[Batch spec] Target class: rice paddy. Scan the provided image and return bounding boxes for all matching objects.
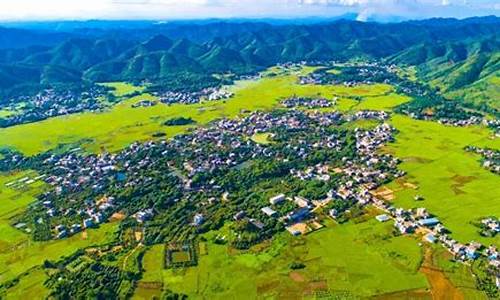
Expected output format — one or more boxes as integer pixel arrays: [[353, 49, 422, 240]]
[[0, 73, 392, 156], [385, 115, 500, 246], [136, 218, 429, 298], [0, 66, 496, 298]]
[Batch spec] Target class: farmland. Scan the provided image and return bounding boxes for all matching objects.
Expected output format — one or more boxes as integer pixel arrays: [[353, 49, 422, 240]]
[[100, 82, 146, 97], [0, 72, 392, 156], [385, 115, 500, 246], [0, 64, 497, 299], [137, 218, 429, 299]]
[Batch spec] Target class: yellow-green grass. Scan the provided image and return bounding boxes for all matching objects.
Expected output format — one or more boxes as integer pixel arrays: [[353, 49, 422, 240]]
[[385, 115, 500, 246], [0, 170, 116, 285], [354, 93, 411, 111], [326, 68, 341, 74], [250, 133, 272, 145], [0, 171, 47, 250], [0, 109, 16, 118], [0, 222, 118, 284], [1, 267, 49, 300], [100, 82, 145, 97], [0, 73, 392, 156], [430, 246, 487, 299], [137, 219, 428, 298]]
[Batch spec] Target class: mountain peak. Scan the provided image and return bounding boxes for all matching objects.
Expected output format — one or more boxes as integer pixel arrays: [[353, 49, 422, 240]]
[[142, 34, 173, 52]]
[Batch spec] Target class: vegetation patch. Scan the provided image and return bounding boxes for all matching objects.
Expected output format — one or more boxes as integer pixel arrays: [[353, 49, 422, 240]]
[[164, 117, 196, 126], [165, 241, 198, 269]]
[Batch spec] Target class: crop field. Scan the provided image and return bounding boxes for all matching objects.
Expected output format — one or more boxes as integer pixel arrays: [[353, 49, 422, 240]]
[[0, 72, 392, 156], [0, 66, 496, 298], [0, 170, 117, 294], [1, 267, 49, 299], [0, 222, 118, 284], [250, 132, 272, 145], [100, 82, 146, 97], [137, 218, 428, 299], [0, 171, 47, 250], [0, 170, 118, 288], [385, 115, 500, 246]]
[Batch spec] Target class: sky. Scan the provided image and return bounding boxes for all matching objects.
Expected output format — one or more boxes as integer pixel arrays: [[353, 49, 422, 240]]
[[0, 0, 498, 21]]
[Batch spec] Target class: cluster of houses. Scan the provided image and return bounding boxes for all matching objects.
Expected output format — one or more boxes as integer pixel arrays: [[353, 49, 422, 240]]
[[479, 217, 499, 237], [346, 110, 389, 122], [157, 87, 233, 105], [438, 116, 483, 127], [131, 99, 157, 108], [9, 101, 496, 286], [465, 146, 500, 174], [45, 195, 115, 239], [260, 193, 314, 235], [0, 87, 105, 127], [371, 194, 500, 270], [280, 96, 332, 109], [290, 164, 332, 181], [298, 62, 400, 87]]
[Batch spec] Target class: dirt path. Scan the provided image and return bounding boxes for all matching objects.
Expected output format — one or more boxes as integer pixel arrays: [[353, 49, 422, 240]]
[[122, 244, 142, 271], [420, 247, 464, 300]]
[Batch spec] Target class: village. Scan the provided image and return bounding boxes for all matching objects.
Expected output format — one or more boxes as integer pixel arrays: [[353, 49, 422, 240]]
[[466, 145, 500, 174], [1, 64, 498, 291], [0, 87, 106, 127], [157, 86, 233, 105]]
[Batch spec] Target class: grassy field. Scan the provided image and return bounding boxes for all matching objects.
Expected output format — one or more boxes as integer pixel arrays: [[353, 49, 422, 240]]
[[1, 267, 49, 299], [250, 133, 272, 145], [137, 218, 428, 299], [0, 222, 118, 284], [385, 115, 500, 246], [0, 66, 495, 298], [0, 171, 118, 285], [0, 74, 392, 156], [0, 109, 16, 118], [0, 171, 47, 250], [100, 82, 146, 97]]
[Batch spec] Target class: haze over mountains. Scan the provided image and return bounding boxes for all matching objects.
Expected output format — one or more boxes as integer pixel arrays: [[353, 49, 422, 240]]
[[0, 16, 498, 113]]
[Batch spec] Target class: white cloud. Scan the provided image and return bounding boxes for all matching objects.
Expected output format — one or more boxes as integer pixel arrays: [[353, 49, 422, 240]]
[[0, 0, 497, 21]]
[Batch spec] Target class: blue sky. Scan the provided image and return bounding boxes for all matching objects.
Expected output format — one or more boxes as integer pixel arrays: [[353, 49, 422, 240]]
[[0, 0, 498, 21]]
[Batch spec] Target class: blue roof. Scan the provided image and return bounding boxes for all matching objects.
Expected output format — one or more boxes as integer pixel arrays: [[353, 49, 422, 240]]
[[375, 214, 390, 222], [418, 217, 440, 226], [424, 233, 436, 243]]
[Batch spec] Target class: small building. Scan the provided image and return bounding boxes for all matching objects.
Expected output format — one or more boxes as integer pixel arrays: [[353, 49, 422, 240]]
[[249, 218, 264, 230], [466, 246, 479, 260], [135, 210, 153, 223], [269, 194, 285, 205], [193, 213, 204, 226], [294, 196, 310, 208], [233, 211, 246, 221], [424, 233, 437, 243], [375, 214, 390, 222], [418, 217, 440, 227], [261, 206, 277, 217], [83, 218, 94, 229], [287, 207, 310, 223], [71, 224, 82, 233], [57, 230, 67, 239]]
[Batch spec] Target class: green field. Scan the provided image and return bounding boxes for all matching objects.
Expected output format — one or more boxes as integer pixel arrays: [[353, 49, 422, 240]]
[[0, 171, 47, 250], [0, 66, 496, 298], [385, 115, 500, 246], [100, 82, 146, 97], [0, 170, 119, 287], [138, 218, 428, 298], [0, 74, 392, 156], [250, 132, 273, 145]]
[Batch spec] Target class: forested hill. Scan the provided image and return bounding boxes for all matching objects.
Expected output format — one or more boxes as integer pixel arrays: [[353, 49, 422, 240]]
[[0, 17, 498, 103]]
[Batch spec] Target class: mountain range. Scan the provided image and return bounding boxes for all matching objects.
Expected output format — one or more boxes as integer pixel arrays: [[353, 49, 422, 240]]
[[0, 17, 498, 111]]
